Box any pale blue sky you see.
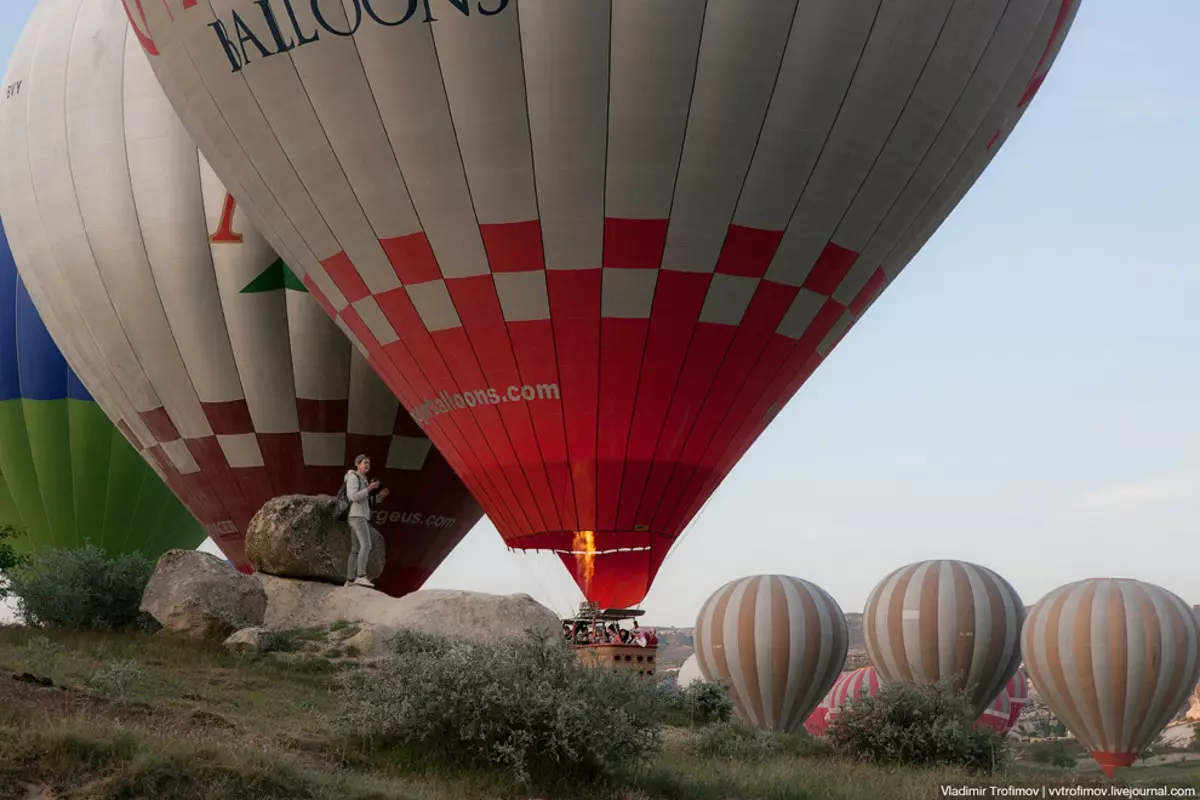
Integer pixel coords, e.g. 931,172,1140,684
6,1,1198,627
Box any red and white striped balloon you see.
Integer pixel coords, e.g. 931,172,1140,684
1005,668,1030,731
127,0,1081,609
976,690,1014,734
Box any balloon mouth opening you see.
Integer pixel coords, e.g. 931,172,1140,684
1090,750,1137,778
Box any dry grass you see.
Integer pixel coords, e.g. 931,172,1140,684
2,626,1198,799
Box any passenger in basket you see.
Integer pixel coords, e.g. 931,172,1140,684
344,454,390,588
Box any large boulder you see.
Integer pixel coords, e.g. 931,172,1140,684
141,550,266,641
245,494,385,584
258,574,561,645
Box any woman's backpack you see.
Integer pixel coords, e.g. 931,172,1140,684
333,475,352,522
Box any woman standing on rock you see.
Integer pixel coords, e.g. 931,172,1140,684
345,454,389,588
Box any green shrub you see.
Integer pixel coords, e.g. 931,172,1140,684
7,546,154,631
16,635,64,680
826,680,1008,772
88,659,147,702
339,630,663,784
659,680,734,725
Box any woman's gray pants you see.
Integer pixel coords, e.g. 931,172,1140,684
347,517,372,581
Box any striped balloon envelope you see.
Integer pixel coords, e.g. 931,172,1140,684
1022,578,1200,778
694,574,848,733
1005,668,1030,732
827,665,883,717
862,559,1025,714
126,0,1081,608
0,0,483,595
975,689,1014,735
1,223,204,556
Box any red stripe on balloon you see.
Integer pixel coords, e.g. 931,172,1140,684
447,275,562,532
668,334,796,535
321,251,370,304
139,407,179,443
638,322,736,528
186,436,255,528
257,432,306,499
296,398,349,433
714,225,785,278
374,286,529,534
547,269,602,537
479,220,545,273
803,242,859,295
381,231,442,285
430,325,546,533
202,399,255,436
375,334,516,537
603,218,669,269
596,315,650,533
615,270,710,533
655,281,798,531
508,317,577,533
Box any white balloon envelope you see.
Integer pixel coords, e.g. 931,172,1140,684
0,0,484,595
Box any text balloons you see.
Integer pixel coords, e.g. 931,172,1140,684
863,559,1025,713
0,0,482,595
694,574,847,733
129,0,1080,607
0,223,203,555
1022,579,1200,778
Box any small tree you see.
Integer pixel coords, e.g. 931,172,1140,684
826,679,1008,772
340,630,664,784
0,524,30,601
7,546,154,631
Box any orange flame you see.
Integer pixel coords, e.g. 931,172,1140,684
572,530,596,596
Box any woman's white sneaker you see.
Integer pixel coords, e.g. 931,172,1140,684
353,576,375,588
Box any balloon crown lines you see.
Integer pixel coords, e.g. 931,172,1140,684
410,382,561,427
200,0,512,73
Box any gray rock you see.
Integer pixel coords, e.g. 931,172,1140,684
245,494,385,585
141,550,266,642
257,574,561,646
224,626,277,653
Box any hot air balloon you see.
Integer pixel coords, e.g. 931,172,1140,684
694,574,847,733
1,223,204,556
975,690,1014,735
0,0,483,596
1005,668,1030,732
127,0,1080,607
676,653,705,689
1022,578,1200,778
862,559,1025,714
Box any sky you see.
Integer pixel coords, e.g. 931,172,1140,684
5,1,1200,628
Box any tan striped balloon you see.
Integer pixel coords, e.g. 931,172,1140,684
694,575,848,733
863,559,1024,713
1022,578,1200,778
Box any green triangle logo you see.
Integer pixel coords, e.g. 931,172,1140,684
240,259,307,293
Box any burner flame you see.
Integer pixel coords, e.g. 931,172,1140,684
572,530,596,596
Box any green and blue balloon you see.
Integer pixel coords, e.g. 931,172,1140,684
0,224,203,557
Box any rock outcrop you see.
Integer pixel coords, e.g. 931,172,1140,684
257,574,561,646
245,494,385,585
141,550,266,641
